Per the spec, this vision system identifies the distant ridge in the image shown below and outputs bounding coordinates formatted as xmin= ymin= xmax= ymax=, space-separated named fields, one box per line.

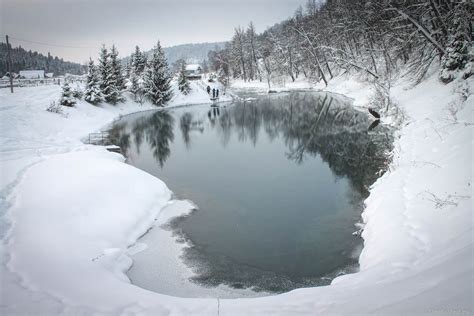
xmin=123 ymin=41 xmax=227 ymax=66
xmin=163 ymin=42 xmax=227 ymax=64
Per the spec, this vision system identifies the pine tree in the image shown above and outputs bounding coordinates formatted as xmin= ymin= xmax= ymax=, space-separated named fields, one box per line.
xmin=178 ymin=62 xmax=191 ymax=95
xmin=103 ymin=72 xmax=122 ymax=105
xmin=84 ymin=59 xmax=103 ymax=104
xmin=124 ymin=58 xmax=132 ymax=79
xmin=60 ymin=82 xmax=76 ymax=107
xmin=98 ymin=45 xmax=110 ymax=94
xmin=143 ymin=41 xmax=173 ymax=106
xmin=109 ymin=45 xmax=125 ymax=92
xmin=132 ymin=45 xmax=146 ymax=75
xmin=129 ymin=71 xmax=145 ymax=104
xmin=98 ymin=45 xmax=124 ymax=105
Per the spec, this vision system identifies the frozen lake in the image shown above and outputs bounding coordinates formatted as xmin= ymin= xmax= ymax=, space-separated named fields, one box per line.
xmin=108 ymin=92 xmax=392 ymax=296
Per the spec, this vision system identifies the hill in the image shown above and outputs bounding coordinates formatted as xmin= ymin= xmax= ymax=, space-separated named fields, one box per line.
xmin=163 ymin=42 xmax=226 ymax=64
xmin=123 ymin=41 xmax=227 ymax=68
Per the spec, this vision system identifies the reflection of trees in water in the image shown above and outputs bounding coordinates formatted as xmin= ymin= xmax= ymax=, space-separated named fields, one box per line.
xmin=110 ymin=92 xmax=392 ymax=191
xmin=180 ymin=113 xmax=193 ymax=148
xmin=111 ymin=111 xmax=174 ymax=167
xmin=147 ymin=111 xmax=174 ymax=167
xmin=180 ymin=112 xmax=205 ymax=149
xmin=210 ymin=92 xmax=393 ymax=195
xmin=108 ymin=122 xmax=130 ymax=155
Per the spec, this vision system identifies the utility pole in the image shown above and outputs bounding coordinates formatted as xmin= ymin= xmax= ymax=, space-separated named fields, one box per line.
xmin=6 ymin=35 xmax=14 ymax=93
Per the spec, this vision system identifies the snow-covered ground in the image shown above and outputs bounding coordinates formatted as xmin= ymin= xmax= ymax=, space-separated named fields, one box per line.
xmin=0 ymin=73 xmax=472 ymax=315
xmin=170 ymin=78 xmax=232 ymax=106
xmin=231 ymin=77 xmax=315 ymax=95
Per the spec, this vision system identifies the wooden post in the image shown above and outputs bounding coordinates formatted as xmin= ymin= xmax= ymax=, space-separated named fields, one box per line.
xmin=6 ymin=35 xmax=14 ymax=93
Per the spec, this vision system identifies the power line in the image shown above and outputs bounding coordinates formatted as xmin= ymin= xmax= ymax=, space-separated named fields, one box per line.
xmin=2 ymin=35 xmax=97 ymax=49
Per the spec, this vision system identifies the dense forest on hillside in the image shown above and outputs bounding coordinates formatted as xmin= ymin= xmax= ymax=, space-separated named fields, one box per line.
xmin=0 ymin=43 xmax=86 ymax=76
xmin=122 ymin=42 xmax=226 ymax=70
xmin=163 ymin=42 xmax=226 ymax=65
xmin=208 ymin=0 xmax=472 ymax=105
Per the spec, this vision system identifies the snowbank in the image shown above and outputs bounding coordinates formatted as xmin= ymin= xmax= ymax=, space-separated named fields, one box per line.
xmin=231 ymin=76 xmax=315 ymax=93
xmin=1 ymin=72 xmax=472 ymax=315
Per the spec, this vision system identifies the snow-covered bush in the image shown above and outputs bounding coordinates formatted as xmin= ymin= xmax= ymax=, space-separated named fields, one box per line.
xmin=46 ymin=101 xmax=64 ymax=114
xmin=368 ymin=80 xmax=405 ymax=127
xmin=60 ymin=83 xmax=76 ymax=107
xmin=72 ymin=87 xmax=83 ymax=99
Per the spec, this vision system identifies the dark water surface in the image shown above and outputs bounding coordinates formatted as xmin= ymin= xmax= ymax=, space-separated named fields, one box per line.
xmin=109 ymin=92 xmax=392 ymax=293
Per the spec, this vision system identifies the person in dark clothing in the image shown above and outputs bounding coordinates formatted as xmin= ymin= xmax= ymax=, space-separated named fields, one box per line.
xmin=212 ymin=88 xmax=216 ymax=98
xmin=206 ymin=86 xmax=211 ymax=95
xmin=216 ymin=89 xmax=219 ymax=98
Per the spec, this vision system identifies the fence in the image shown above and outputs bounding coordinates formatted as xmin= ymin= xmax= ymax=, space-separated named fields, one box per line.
xmin=0 ymin=77 xmax=86 ymax=89
xmin=85 ymin=132 xmax=112 ymax=146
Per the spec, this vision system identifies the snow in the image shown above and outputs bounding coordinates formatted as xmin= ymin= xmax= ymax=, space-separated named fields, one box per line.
xmin=185 ymin=64 xmax=202 ymax=72
xmin=231 ymin=76 xmax=315 ymax=93
xmin=1 ymin=72 xmax=473 ymax=315
xmin=170 ymin=78 xmax=232 ymax=106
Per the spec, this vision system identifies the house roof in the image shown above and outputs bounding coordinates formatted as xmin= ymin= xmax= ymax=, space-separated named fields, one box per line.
xmin=185 ymin=64 xmax=202 ymax=71
xmin=19 ymin=70 xmax=45 ymax=78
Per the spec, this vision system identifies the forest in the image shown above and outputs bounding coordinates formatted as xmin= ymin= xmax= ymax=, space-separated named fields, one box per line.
xmin=0 ymin=43 xmax=86 ymax=76
xmin=208 ymin=0 xmax=472 ymax=103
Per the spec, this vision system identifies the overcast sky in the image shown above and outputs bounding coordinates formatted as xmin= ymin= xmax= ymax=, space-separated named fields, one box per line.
xmin=1 ymin=0 xmax=307 ymax=63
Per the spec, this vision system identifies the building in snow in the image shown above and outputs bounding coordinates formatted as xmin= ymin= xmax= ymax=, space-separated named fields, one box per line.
xmin=1 ymin=72 xmax=18 ymax=80
xmin=184 ymin=64 xmax=202 ymax=80
xmin=45 ymin=72 xmax=54 ymax=78
xmin=19 ymin=70 xmax=45 ymax=79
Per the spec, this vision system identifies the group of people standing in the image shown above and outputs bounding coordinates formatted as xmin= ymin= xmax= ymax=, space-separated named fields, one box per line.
xmin=206 ymin=85 xmax=220 ymax=99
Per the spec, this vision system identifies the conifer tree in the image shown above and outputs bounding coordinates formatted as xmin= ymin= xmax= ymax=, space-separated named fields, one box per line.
xmin=129 ymin=71 xmax=145 ymax=104
xmin=178 ymin=62 xmax=191 ymax=95
xmin=98 ymin=45 xmax=124 ymax=105
xmin=143 ymin=41 xmax=173 ymax=106
xmin=109 ymin=45 xmax=125 ymax=92
xmin=84 ymin=59 xmax=103 ymax=104
xmin=132 ymin=45 xmax=146 ymax=75
xmin=124 ymin=59 xmax=132 ymax=79
xmin=60 ymin=82 xmax=76 ymax=107
xmin=98 ymin=45 xmax=110 ymax=94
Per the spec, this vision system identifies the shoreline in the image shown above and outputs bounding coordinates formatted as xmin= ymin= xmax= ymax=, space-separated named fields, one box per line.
xmin=1 ymin=74 xmax=472 ymax=314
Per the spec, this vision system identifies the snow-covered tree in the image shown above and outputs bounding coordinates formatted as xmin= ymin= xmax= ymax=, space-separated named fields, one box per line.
xmin=131 ymin=45 xmax=147 ymax=75
xmin=84 ymin=59 xmax=103 ymax=104
xmin=439 ymin=8 xmax=471 ymax=83
xmin=178 ymin=62 xmax=191 ymax=95
xmin=60 ymin=82 xmax=76 ymax=107
xmin=124 ymin=59 xmax=132 ymax=79
xmin=143 ymin=41 xmax=173 ymax=106
xmin=129 ymin=71 xmax=145 ymax=104
xmin=109 ymin=45 xmax=126 ymax=92
xmin=98 ymin=45 xmax=110 ymax=94
xmin=98 ymin=44 xmax=124 ymax=105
